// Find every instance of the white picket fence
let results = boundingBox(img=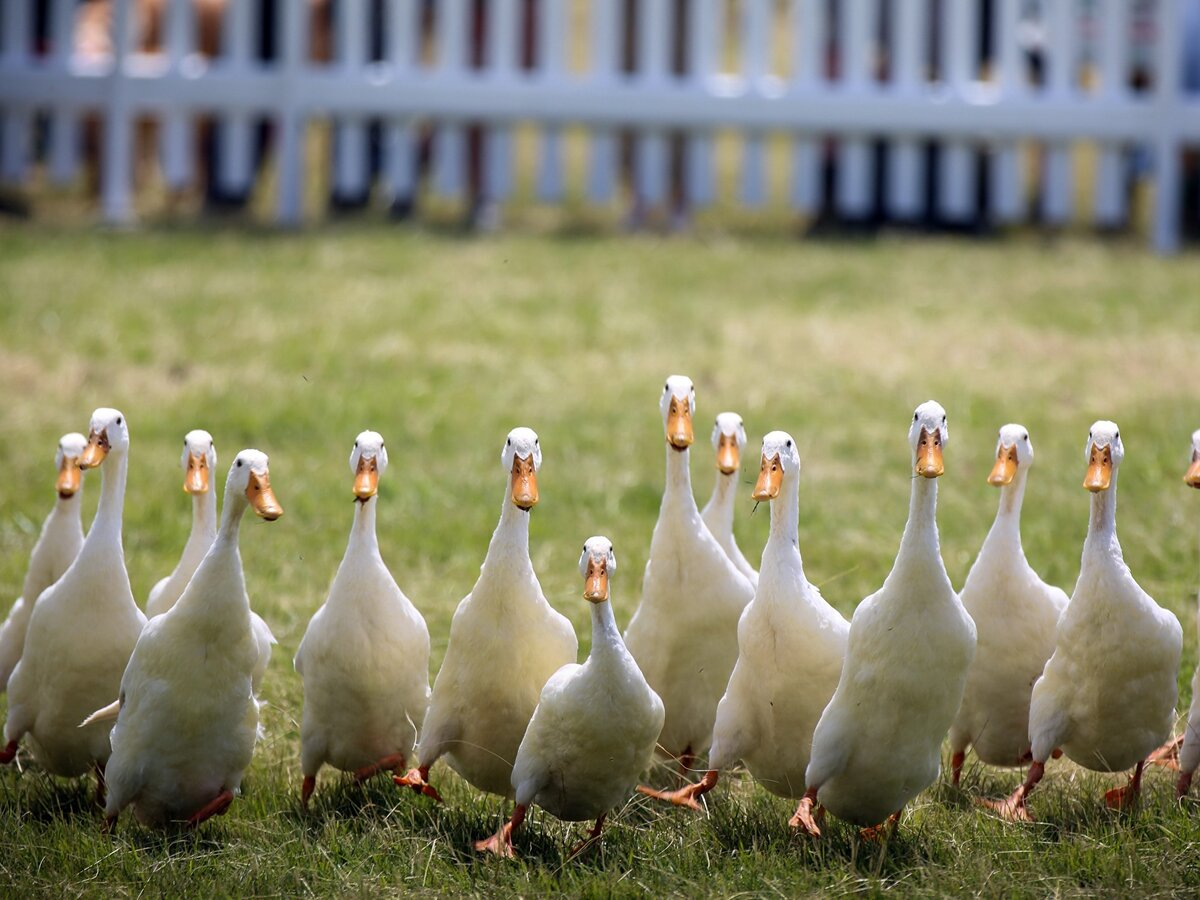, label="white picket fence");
[1,0,1198,251]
